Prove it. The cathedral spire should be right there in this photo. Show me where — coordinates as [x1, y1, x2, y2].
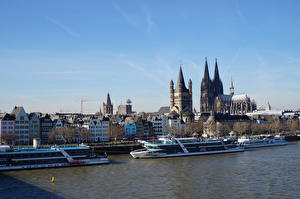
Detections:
[203, 57, 210, 81]
[213, 58, 220, 81]
[230, 77, 234, 96]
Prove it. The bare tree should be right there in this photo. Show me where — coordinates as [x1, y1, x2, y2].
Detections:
[268, 120, 285, 134]
[109, 123, 124, 140]
[216, 123, 232, 137]
[79, 127, 90, 143]
[48, 128, 59, 144]
[163, 124, 170, 136]
[169, 125, 185, 138]
[1, 132, 18, 145]
[233, 122, 251, 136]
[48, 127, 76, 144]
[289, 120, 300, 134]
[186, 121, 203, 137]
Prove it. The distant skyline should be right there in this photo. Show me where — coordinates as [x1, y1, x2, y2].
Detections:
[1, 0, 300, 113]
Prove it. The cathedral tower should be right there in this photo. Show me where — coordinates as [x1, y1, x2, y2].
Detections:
[212, 58, 224, 97]
[200, 57, 213, 112]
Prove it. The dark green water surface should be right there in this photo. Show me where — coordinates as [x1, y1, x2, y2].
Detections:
[1, 142, 300, 199]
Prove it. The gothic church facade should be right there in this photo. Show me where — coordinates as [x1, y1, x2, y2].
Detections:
[200, 58, 256, 115]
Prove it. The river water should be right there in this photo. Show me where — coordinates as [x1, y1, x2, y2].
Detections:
[1, 142, 300, 199]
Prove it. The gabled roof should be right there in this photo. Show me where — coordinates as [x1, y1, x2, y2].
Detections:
[232, 94, 249, 101]
[11, 106, 24, 117]
[0, 113, 15, 121]
[220, 95, 232, 101]
[213, 113, 250, 122]
[28, 112, 39, 120]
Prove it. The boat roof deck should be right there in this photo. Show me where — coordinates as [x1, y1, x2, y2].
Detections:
[1, 146, 89, 153]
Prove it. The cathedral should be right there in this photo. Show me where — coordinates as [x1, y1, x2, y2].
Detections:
[200, 58, 224, 113]
[169, 67, 194, 122]
[200, 58, 256, 115]
[169, 58, 256, 120]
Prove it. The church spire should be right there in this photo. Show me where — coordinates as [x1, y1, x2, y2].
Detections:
[230, 77, 234, 96]
[176, 65, 187, 91]
[177, 65, 185, 85]
[203, 57, 210, 81]
[213, 58, 220, 81]
[106, 93, 112, 105]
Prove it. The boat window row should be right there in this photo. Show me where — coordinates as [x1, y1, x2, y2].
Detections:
[10, 158, 69, 166]
[0, 152, 63, 159]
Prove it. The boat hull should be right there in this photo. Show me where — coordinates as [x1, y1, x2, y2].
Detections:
[0, 158, 109, 171]
[243, 142, 287, 149]
[130, 147, 244, 159]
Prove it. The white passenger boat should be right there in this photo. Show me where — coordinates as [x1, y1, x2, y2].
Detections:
[130, 136, 244, 159]
[237, 136, 287, 149]
[0, 144, 109, 171]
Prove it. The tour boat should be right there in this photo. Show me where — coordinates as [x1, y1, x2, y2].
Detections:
[130, 136, 244, 159]
[237, 136, 287, 149]
[0, 144, 109, 171]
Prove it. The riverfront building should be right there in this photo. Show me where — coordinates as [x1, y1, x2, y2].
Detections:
[39, 114, 53, 144]
[28, 113, 40, 144]
[83, 116, 110, 142]
[0, 113, 15, 144]
[11, 106, 29, 145]
[124, 120, 136, 138]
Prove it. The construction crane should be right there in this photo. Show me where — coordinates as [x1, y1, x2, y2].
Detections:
[74, 99, 100, 114]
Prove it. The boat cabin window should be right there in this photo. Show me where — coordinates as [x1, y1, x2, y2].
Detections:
[147, 146, 158, 149]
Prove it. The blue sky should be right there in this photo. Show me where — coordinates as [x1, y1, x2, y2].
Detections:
[0, 0, 300, 113]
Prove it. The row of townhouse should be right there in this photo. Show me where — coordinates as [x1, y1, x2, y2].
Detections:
[0, 107, 86, 145]
[122, 116, 152, 138]
[148, 115, 186, 136]
[82, 116, 110, 142]
[0, 106, 187, 145]
[120, 114, 186, 138]
[0, 107, 55, 145]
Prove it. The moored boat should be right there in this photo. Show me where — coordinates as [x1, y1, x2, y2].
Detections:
[0, 144, 109, 171]
[237, 136, 287, 149]
[130, 136, 244, 159]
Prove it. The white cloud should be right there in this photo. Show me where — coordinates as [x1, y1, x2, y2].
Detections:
[112, 3, 140, 29]
[146, 12, 156, 33]
[113, 3, 157, 34]
[46, 17, 80, 38]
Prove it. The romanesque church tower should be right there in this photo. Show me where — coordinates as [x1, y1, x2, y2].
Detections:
[103, 93, 113, 115]
[170, 66, 193, 122]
